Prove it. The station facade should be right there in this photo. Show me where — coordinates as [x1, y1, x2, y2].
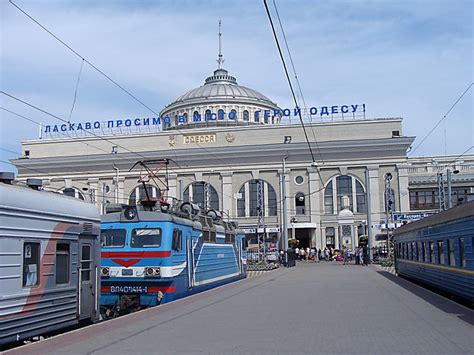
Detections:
[12, 59, 474, 251]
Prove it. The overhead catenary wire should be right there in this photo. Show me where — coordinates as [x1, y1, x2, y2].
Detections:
[7, 0, 240, 174]
[409, 82, 473, 156]
[271, 0, 325, 164]
[68, 58, 84, 122]
[263, 0, 321, 176]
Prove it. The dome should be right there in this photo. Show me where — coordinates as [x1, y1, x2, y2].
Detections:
[166, 68, 276, 108]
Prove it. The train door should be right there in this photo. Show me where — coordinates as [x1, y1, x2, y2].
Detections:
[186, 233, 194, 289]
[236, 238, 243, 275]
[78, 236, 97, 320]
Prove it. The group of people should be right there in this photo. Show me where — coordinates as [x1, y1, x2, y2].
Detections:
[342, 245, 368, 265]
[279, 245, 368, 265]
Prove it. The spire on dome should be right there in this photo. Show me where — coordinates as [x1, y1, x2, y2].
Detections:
[217, 19, 225, 69]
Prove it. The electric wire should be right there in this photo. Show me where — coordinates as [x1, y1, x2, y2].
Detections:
[7, 0, 240, 173]
[409, 82, 473, 156]
[68, 58, 84, 122]
[263, 0, 320, 174]
[271, 0, 325, 164]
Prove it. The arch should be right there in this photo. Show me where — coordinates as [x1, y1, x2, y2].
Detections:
[205, 109, 212, 121]
[230, 109, 237, 120]
[254, 111, 260, 122]
[129, 184, 160, 205]
[237, 179, 277, 217]
[183, 181, 219, 210]
[295, 192, 305, 215]
[183, 112, 188, 123]
[193, 110, 199, 120]
[218, 109, 225, 120]
[324, 180, 333, 214]
[61, 187, 85, 200]
[243, 110, 249, 121]
[324, 175, 367, 214]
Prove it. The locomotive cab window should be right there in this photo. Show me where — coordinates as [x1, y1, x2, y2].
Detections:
[132, 229, 162, 248]
[172, 229, 182, 251]
[101, 229, 126, 247]
[56, 243, 70, 285]
[23, 242, 40, 287]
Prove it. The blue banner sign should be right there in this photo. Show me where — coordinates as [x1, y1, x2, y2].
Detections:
[393, 212, 436, 222]
[42, 103, 366, 135]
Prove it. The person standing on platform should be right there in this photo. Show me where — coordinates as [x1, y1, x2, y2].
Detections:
[295, 247, 300, 260]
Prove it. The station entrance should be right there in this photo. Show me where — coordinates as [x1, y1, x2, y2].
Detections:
[291, 228, 312, 249]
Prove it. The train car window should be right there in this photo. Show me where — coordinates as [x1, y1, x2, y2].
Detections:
[408, 243, 412, 260]
[132, 229, 162, 248]
[101, 229, 126, 247]
[429, 241, 434, 263]
[243, 238, 248, 250]
[423, 242, 428, 262]
[81, 245, 91, 282]
[437, 240, 445, 264]
[448, 239, 455, 267]
[459, 237, 465, 267]
[23, 242, 40, 287]
[172, 229, 182, 251]
[56, 243, 70, 284]
[414, 242, 419, 261]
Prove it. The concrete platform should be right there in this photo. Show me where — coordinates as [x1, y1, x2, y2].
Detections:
[6, 262, 474, 354]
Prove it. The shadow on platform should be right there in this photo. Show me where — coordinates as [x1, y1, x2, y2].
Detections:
[375, 270, 474, 326]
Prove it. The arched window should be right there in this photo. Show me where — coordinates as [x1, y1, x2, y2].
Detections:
[295, 192, 305, 215]
[183, 182, 219, 210]
[218, 109, 225, 120]
[129, 184, 160, 205]
[324, 181, 333, 214]
[174, 115, 178, 125]
[205, 109, 212, 121]
[183, 112, 188, 123]
[337, 175, 352, 211]
[237, 180, 277, 217]
[230, 109, 237, 120]
[243, 110, 249, 121]
[324, 175, 367, 214]
[254, 111, 260, 122]
[356, 180, 366, 212]
[61, 188, 85, 200]
[193, 110, 199, 120]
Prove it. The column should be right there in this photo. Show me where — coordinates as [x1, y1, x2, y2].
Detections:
[117, 177, 125, 204]
[221, 172, 233, 217]
[397, 164, 410, 213]
[308, 167, 321, 247]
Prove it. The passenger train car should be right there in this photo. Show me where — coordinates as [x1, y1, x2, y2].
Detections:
[393, 201, 474, 306]
[0, 173, 101, 347]
[100, 201, 247, 317]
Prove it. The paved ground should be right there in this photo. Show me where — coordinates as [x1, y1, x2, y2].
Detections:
[7, 262, 474, 354]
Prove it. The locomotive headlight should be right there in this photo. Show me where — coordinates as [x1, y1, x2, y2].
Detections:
[101, 266, 110, 277]
[144, 267, 160, 277]
[124, 207, 137, 220]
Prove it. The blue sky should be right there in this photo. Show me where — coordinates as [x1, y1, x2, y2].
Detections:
[1, 0, 473, 172]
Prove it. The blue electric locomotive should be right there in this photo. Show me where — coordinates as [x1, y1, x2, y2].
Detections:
[393, 201, 474, 306]
[99, 201, 247, 317]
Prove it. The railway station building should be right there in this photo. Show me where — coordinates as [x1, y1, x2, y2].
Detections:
[12, 56, 474, 252]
